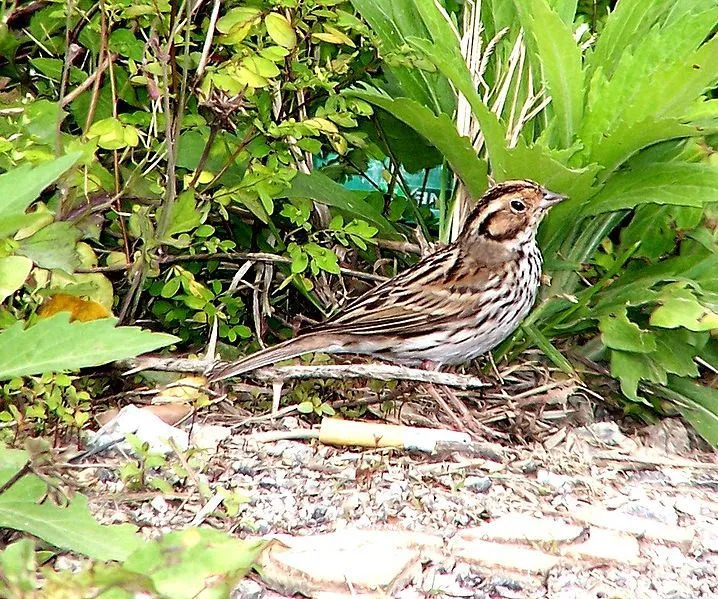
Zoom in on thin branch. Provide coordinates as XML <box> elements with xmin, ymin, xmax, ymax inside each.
<box><xmin>194</xmin><ymin>0</ymin><xmax>222</xmax><ymax>82</ymax></box>
<box><xmin>76</xmin><ymin>251</ymin><xmax>388</xmax><ymax>283</ymax></box>
<box><xmin>115</xmin><ymin>358</ymin><xmax>489</xmax><ymax>389</ymax></box>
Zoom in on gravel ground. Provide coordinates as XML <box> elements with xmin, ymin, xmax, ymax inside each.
<box><xmin>80</xmin><ymin>404</ymin><xmax>718</xmax><ymax>598</ymax></box>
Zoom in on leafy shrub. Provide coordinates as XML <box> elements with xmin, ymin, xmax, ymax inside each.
<box><xmin>344</xmin><ymin>0</ymin><xmax>718</xmax><ymax>441</ymax></box>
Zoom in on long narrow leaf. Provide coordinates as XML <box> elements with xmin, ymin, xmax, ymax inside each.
<box><xmin>346</xmin><ymin>87</ymin><xmax>488</xmax><ymax>197</ymax></box>
<box><xmin>582</xmin><ymin>163</ymin><xmax>718</xmax><ymax>216</ymax></box>
<box><xmin>586</xmin><ymin>0</ymin><xmax>672</xmax><ymax>78</ymax></box>
<box><xmin>407</xmin><ymin>37</ymin><xmax>509</xmax><ymax>175</ymax></box>
<box><xmin>286</xmin><ymin>171</ymin><xmax>401</xmax><ymax>239</ymax></box>
<box><xmin>348</xmin><ymin>0</ymin><xmax>455</xmax><ymax>115</ymax></box>
<box><xmin>515</xmin><ymin>0</ymin><xmax>584</xmax><ymax>147</ymax></box>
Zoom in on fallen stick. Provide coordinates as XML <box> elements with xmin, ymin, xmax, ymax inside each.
<box><xmin>116</xmin><ymin>358</ymin><xmax>489</xmax><ymax>389</ymax></box>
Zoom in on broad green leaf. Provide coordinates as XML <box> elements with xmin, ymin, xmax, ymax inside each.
<box><xmin>620</xmin><ymin>204</ymin><xmax>703</xmax><ymax>261</ymax></box>
<box><xmin>0</xmin><ymin>313</ymin><xmax>178</xmax><ymax>380</ymax></box>
<box><xmin>665</xmin><ymin>377</ymin><xmax>718</xmax><ymax>447</ymax></box>
<box><xmin>286</xmin><ymin>171</ymin><xmax>400</xmax><ymax>239</ymax></box>
<box><xmin>652</xmin><ymin>333</ymin><xmax>699</xmax><ymax>378</ymax></box>
<box><xmin>0</xmin><ymin>448</ymin><xmax>141</xmax><ymax>561</ymax></box>
<box><xmin>0</xmin><ymin>154</ymin><xmax>81</xmax><ymax>220</ymax></box>
<box><xmin>515</xmin><ymin>0</ymin><xmax>584</xmax><ymax>147</ymax></box>
<box><xmin>16</xmin><ymin>222</ymin><xmax>82</xmax><ymax>272</ymax></box>
<box><xmin>108</xmin><ymin>29</ymin><xmax>145</xmax><ymax>61</ymax></box>
<box><xmin>650</xmin><ymin>285</ymin><xmax>718</xmax><ymax>332</ymax></box>
<box><xmin>582</xmin><ymin>164</ymin><xmax>718</xmax><ymax>216</ymax></box>
<box><xmin>610</xmin><ymin>350</ymin><xmax>666</xmax><ymax>402</ymax></box>
<box><xmin>347</xmin><ymin>88</ymin><xmax>487</xmax><ymax>197</ymax></box>
<box><xmin>264</xmin><ymin>13</ymin><xmax>296</xmax><ymax>49</ymax></box>
<box><xmin>0</xmin><ymin>256</ymin><xmax>33</xmax><ymax>304</ymax></box>
<box><xmin>599</xmin><ymin>310</ymin><xmax>656</xmax><ymax>353</ymax></box>
<box><xmin>123</xmin><ymin>528</ymin><xmax>265</xmax><ymax>599</ymax></box>
<box><xmin>157</xmin><ymin>189</ymin><xmax>202</xmax><ymax>239</ymax></box>
<box><xmin>588</xmin><ymin>118</ymin><xmax>698</xmax><ymax>175</ymax></box>
<box><xmin>587</xmin><ymin>0</ymin><xmax>673</xmax><ymax>77</ymax></box>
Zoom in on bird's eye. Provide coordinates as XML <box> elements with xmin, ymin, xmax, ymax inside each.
<box><xmin>510</xmin><ymin>200</ymin><xmax>526</xmax><ymax>212</ymax></box>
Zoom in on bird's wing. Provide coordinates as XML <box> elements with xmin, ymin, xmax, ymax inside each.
<box><xmin>312</xmin><ymin>245</ymin><xmax>501</xmax><ymax>336</ymax></box>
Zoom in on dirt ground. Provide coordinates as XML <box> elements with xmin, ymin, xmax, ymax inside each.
<box><xmin>78</xmin><ymin>368</ymin><xmax>718</xmax><ymax>598</ymax></box>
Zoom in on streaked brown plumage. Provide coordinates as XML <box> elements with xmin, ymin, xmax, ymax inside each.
<box><xmin>210</xmin><ymin>180</ymin><xmax>565</xmax><ymax>381</ymax></box>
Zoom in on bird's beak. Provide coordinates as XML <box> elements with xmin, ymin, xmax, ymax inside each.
<box><xmin>540</xmin><ymin>190</ymin><xmax>568</xmax><ymax>209</ymax></box>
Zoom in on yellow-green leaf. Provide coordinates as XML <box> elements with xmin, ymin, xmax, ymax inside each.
<box><xmin>264</xmin><ymin>13</ymin><xmax>296</xmax><ymax>49</ymax></box>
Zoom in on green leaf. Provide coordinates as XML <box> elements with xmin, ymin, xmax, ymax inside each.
<box><xmin>0</xmin><ymin>256</ymin><xmax>33</xmax><ymax>304</ymax></box>
<box><xmin>586</xmin><ymin>0</ymin><xmax>673</xmax><ymax>78</ymax></box>
<box><xmin>0</xmin><ymin>448</ymin><xmax>141</xmax><ymax>561</ymax></box>
<box><xmin>407</xmin><ymin>37</ymin><xmax>508</xmax><ymax>173</ymax></box>
<box><xmin>305</xmin><ymin>243</ymin><xmax>341</xmax><ymax>275</ymax></box>
<box><xmin>349</xmin><ymin>0</ymin><xmax>455</xmax><ymax>115</ymax></box>
<box><xmin>582</xmin><ymin>164</ymin><xmax>718</xmax><ymax>216</ymax></box>
<box><xmin>610</xmin><ymin>350</ymin><xmax>666</xmax><ymax>402</ymax></box>
<box><xmin>664</xmin><ymin>377</ymin><xmax>718</xmax><ymax>447</ymax></box>
<box><xmin>16</xmin><ymin>222</ymin><xmax>82</xmax><ymax>273</ymax></box>
<box><xmin>264</xmin><ymin>13</ymin><xmax>296</xmax><ymax>49</ymax></box>
<box><xmin>515</xmin><ymin>0</ymin><xmax>584</xmax><ymax>147</ymax></box>
<box><xmin>158</xmin><ymin>190</ymin><xmax>202</xmax><ymax>239</ymax></box>
<box><xmin>0</xmin><ymin>313</ymin><xmax>178</xmax><ymax>380</ymax></box>
<box><xmin>108</xmin><ymin>29</ymin><xmax>145</xmax><ymax>61</ymax></box>
<box><xmin>286</xmin><ymin>171</ymin><xmax>400</xmax><ymax>239</ymax></box>
<box><xmin>347</xmin><ymin>88</ymin><xmax>487</xmax><ymax>197</ymax></box>
<box><xmin>0</xmin><ymin>154</ymin><xmax>81</xmax><ymax>220</ymax></box>
<box><xmin>653</xmin><ymin>333</ymin><xmax>699</xmax><ymax>378</ymax></box>
<box><xmin>123</xmin><ymin>528</ymin><xmax>264</xmax><ymax>599</ymax></box>
<box><xmin>650</xmin><ymin>285</ymin><xmax>718</xmax><ymax>332</ymax></box>
<box><xmin>599</xmin><ymin>310</ymin><xmax>656</xmax><ymax>353</ymax></box>
<box><xmin>521</xmin><ymin>323</ymin><xmax>575</xmax><ymax>374</ymax></box>
<box><xmin>620</xmin><ymin>204</ymin><xmax>703</xmax><ymax>261</ymax></box>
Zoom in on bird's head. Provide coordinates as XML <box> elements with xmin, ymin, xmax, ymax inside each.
<box><xmin>459</xmin><ymin>179</ymin><xmax>566</xmax><ymax>249</ymax></box>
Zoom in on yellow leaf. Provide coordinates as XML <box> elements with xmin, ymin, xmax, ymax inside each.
<box><xmin>38</xmin><ymin>293</ymin><xmax>112</xmax><ymax>322</ymax></box>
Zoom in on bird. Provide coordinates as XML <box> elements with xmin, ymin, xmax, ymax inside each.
<box><xmin>209</xmin><ymin>179</ymin><xmax>566</xmax><ymax>382</ymax></box>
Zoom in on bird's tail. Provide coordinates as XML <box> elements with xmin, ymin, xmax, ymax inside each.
<box><xmin>208</xmin><ymin>333</ymin><xmax>332</xmax><ymax>382</ymax></box>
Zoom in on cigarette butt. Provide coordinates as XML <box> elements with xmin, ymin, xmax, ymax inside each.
<box><xmin>319</xmin><ymin>417</ymin><xmax>471</xmax><ymax>452</ymax></box>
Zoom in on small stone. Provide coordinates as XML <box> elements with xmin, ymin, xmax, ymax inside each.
<box><xmin>561</xmin><ymin>527</ymin><xmax>641</xmax><ymax>565</ymax></box>
<box><xmin>459</xmin><ymin>513</ymin><xmax>583</xmax><ymax>544</ymax></box>
<box><xmin>190</xmin><ymin>424</ymin><xmax>231</xmax><ymax>451</ymax></box>
<box><xmin>450</xmin><ymin>539</ymin><xmax>560</xmax><ymax>574</ymax></box>
<box><xmin>537</xmin><ymin>469</ymin><xmax>573</xmax><ymax>492</ymax></box>
<box><xmin>464</xmin><ymin>476</ymin><xmax>492</xmax><ymax>493</ymax></box>
<box><xmin>280</xmin><ymin>416</ymin><xmax>299</xmax><ymax>430</ymax></box>
<box><xmin>231</xmin><ymin>578</ymin><xmax>263</xmax><ymax>599</ymax></box>
<box><xmin>571</xmin><ymin>506</ymin><xmax>694</xmax><ymax>546</ymax></box>
<box><xmin>674</xmin><ymin>497</ymin><xmax>702</xmax><ymax>517</ymax></box>
<box><xmin>700</xmin><ymin>527</ymin><xmax>718</xmax><ymax>552</ymax></box>
<box><xmin>618</xmin><ymin>498</ymin><xmax>678</xmax><ymax>525</ymax></box>
<box><xmin>311</xmin><ymin>506</ymin><xmax>327</xmax><ymax>520</ymax></box>
<box><xmin>150</xmin><ymin>496</ymin><xmax>168</xmax><ymax>514</ymax></box>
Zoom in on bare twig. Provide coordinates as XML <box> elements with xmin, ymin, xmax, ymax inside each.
<box><xmin>76</xmin><ymin>251</ymin><xmax>388</xmax><ymax>283</ymax></box>
<box><xmin>115</xmin><ymin>358</ymin><xmax>489</xmax><ymax>389</ymax></box>
<box><xmin>194</xmin><ymin>0</ymin><xmax>221</xmax><ymax>82</ymax></box>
